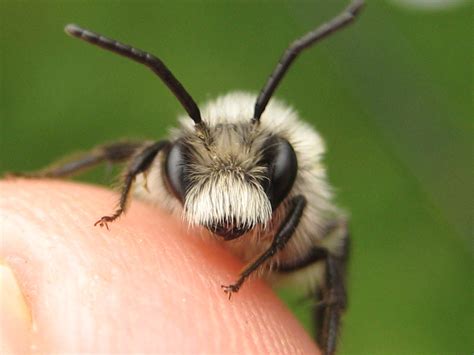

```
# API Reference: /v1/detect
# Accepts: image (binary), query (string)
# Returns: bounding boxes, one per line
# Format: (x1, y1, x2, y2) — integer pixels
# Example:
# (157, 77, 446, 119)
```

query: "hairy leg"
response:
(7, 141, 146, 178)
(221, 195, 307, 298)
(94, 140, 169, 228)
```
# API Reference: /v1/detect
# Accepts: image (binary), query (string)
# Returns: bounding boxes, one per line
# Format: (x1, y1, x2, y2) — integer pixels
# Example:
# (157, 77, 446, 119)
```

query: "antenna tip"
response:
(64, 24, 82, 37)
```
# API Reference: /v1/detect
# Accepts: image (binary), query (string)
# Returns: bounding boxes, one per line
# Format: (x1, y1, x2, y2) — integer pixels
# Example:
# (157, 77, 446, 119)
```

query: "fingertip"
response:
(0, 179, 319, 353)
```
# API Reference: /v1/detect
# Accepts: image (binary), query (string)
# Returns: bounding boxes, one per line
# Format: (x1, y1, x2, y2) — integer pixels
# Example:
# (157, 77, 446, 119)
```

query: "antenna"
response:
(65, 24, 202, 125)
(253, 0, 364, 122)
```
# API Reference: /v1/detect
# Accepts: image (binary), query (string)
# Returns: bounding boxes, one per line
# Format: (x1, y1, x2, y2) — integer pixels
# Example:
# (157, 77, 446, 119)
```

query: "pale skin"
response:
(0, 180, 320, 354)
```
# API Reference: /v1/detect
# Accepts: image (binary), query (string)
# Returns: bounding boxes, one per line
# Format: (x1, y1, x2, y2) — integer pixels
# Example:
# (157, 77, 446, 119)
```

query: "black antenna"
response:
(65, 24, 202, 125)
(252, 0, 364, 122)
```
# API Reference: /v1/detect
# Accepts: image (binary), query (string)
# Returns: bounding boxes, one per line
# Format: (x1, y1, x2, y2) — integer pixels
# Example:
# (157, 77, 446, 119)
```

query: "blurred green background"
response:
(1, 0, 472, 353)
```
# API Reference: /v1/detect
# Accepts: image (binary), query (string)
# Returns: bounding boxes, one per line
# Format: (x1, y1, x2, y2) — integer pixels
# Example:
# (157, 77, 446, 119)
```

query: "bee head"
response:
(164, 123, 297, 240)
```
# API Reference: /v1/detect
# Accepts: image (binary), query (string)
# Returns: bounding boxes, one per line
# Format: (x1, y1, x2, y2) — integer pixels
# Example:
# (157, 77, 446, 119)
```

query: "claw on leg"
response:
(221, 283, 240, 300)
(94, 215, 118, 230)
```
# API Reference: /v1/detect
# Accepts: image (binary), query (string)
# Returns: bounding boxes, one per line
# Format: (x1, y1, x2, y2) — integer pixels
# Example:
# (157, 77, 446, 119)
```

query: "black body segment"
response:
(263, 137, 298, 209)
(95, 140, 169, 229)
(65, 24, 202, 125)
(253, 0, 364, 121)
(164, 140, 189, 202)
(221, 195, 307, 297)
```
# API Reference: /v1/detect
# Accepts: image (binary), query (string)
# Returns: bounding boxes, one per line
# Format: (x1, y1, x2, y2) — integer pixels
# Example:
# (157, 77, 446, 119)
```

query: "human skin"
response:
(0, 179, 320, 354)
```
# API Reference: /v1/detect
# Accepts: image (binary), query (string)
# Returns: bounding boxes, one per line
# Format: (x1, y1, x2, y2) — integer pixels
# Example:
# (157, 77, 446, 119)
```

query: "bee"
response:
(12, 1, 364, 354)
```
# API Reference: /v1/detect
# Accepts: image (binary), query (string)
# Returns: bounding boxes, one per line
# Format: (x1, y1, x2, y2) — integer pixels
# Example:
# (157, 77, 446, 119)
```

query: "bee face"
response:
(164, 120, 298, 239)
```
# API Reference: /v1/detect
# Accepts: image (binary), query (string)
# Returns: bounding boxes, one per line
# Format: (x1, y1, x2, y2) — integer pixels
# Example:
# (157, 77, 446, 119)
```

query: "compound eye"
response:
(164, 141, 189, 202)
(265, 137, 298, 209)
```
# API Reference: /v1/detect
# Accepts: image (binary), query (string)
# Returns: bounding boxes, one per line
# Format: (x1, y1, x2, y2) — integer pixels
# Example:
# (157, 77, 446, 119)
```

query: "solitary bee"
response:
(13, 1, 364, 354)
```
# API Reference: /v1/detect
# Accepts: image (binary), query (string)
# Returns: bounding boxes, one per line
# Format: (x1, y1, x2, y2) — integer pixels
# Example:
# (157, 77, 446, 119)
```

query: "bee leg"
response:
(6, 141, 146, 178)
(276, 220, 349, 355)
(94, 140, 169, 229)
(221, 195, 307, 298)
(316, 251, 348, 355)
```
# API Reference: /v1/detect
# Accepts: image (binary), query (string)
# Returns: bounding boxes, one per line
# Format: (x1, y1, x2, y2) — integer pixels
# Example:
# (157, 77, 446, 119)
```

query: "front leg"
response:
(94, 140, 169, 229)
(221, 195, 307, 298)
